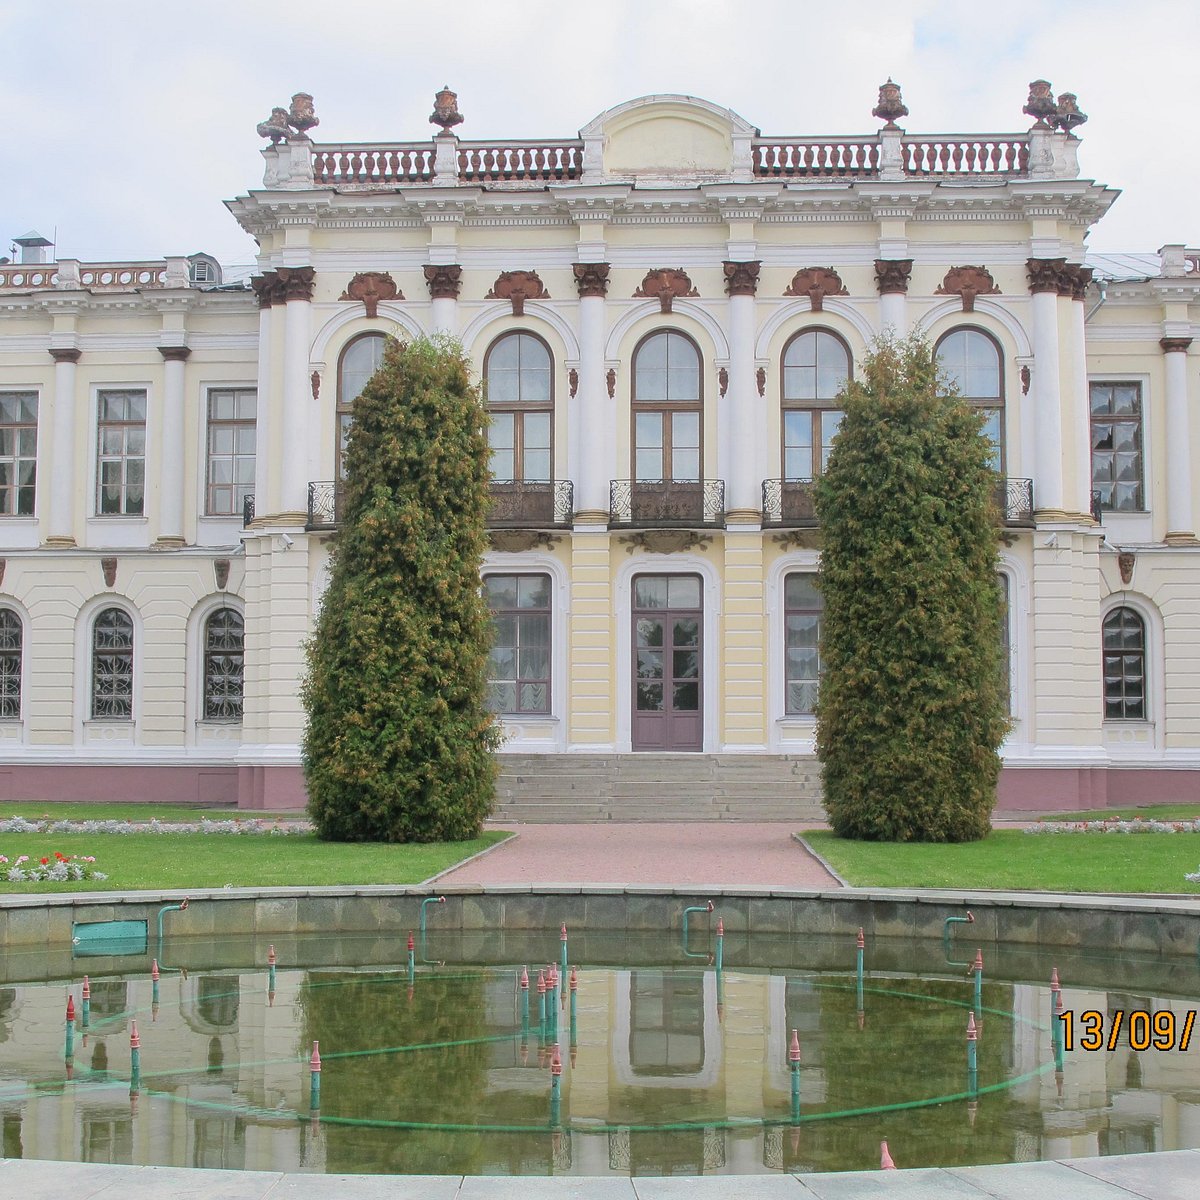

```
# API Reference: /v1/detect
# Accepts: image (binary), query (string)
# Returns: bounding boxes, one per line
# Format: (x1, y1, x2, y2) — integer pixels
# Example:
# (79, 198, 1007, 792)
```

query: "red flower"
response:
(39, 857, 49, 865)
(54, 852, 65, 860)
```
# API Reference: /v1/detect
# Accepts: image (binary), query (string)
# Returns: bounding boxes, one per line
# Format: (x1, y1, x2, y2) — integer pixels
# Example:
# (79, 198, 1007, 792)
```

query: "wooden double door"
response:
(632, 574, 702, 751)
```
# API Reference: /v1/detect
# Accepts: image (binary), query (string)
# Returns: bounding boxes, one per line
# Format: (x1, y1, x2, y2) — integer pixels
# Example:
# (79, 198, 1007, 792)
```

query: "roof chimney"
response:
(13, 231, 53, 264)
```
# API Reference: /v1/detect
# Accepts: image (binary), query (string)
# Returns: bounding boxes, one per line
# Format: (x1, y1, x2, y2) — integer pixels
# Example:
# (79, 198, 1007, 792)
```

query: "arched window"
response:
(781, 330, 850, 480)
(0, 609, 21, 720)
(92, 608, 134, 720)
(336, 333, 387, 478)
(1103, 607, 1146, 720)
(784, 573, 823, 715)
(203, 608, 244, 721)
(632, 331, 701, 482)
(935, 328, 1003, 470)
(484, 333, 553, 483)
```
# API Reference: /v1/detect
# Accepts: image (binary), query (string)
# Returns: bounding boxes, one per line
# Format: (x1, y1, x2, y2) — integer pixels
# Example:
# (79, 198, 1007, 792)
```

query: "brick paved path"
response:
(437, 821, 842, 888)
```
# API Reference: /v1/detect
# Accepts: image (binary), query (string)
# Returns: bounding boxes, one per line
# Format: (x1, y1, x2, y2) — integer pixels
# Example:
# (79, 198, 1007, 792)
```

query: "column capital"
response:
(1161, 336, 1193, 354)
(1026, 257, 1067, 294)
(158, 345, 192, 362)
(423, 263, 462, 300)
(1057, 262, 1093, 300)
(276, 265, 315, 302)
(572, 262, 610, 298)
(723, 260, 761, 297)
(48, 347, 81, 364)
(874, 259, 912, 295)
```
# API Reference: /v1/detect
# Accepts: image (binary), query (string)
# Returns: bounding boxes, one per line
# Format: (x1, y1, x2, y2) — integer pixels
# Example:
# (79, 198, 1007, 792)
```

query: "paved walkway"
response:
(437, 821, 842, 888)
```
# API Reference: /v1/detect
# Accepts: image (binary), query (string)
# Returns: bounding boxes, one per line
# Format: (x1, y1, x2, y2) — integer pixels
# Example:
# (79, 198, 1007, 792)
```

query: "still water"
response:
(0, 928, 1197, 1176)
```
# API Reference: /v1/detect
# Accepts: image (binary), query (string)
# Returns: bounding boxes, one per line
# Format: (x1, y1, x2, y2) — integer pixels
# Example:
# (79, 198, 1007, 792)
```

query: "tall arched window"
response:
(632, 331, 702, 482)
(336, 333, 387, 478)
(92, 608, 134, 720)
(781, 330, 850, 479)
(484, 333, 553, 483)
(1103, 606, 1146, 720)
(203, 608, 244, 721)
(0, 609, 21, 720)
(935, 328, 1004, 469)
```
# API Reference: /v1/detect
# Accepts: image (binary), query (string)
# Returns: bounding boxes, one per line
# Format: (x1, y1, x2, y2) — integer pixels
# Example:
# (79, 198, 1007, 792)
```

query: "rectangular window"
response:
(782, 407, 843, 480)
(0, 392, 38, 516)
(784, 573, 823, 716)
(96, 390, 146, 516)
(206, 388, 256, 516)
(485, 573, 551, 715)
(1090, 382, 1143, 512)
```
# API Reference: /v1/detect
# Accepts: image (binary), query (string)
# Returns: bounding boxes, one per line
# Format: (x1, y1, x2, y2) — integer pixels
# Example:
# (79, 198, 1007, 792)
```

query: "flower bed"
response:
(1026, 818, 1200, 835)
(2, 852, 107, 882)
(0, 816, 312, 836)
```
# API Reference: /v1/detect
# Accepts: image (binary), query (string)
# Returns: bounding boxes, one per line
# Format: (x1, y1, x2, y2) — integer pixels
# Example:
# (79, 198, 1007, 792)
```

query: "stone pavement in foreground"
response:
(436, 821, 843, 888)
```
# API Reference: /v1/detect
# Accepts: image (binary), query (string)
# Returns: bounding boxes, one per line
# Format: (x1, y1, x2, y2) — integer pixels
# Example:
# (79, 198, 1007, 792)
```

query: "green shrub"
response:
(815, 335, 1009, 842)
(303, 336, 500, 842)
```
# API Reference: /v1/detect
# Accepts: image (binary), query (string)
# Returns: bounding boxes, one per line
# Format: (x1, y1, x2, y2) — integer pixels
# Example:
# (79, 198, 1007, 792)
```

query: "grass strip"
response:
(0, 830, 510, 893)
(805, 828, 1200, 894)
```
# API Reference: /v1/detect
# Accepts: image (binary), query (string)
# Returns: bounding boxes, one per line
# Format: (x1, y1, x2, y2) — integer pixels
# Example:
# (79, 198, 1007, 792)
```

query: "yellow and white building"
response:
(0, 89, 1197, 812)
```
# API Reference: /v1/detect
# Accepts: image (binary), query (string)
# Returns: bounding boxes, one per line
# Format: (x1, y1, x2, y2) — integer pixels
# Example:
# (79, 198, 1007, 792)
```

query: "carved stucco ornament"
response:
(572, 262, 611, 298)
(772, 529, 822, 551)
(621, 531, 712, 555)
(874, 259, 913, 295)
(424, 264, 463, 300)
(936, 266, 1001, 312)
(215, 559, 230, 591)
(568, 369, 579, 399)
(1118, 552, 1135, 586)
(784, 267, 847, 312)
(718, 368, 729, 398)
(0, 559, 5, 588)
(606, 368, 616, 399)
(487, 270, 548, 316)
(340, 271, 401, 319)
(756, 367, 767, 398)
(101, 557, 117, 589)
(489, 530, 560, 553)
(723, 260, 761, 297)
(634, 269, 698, 314)
(310, 370, 321, 401)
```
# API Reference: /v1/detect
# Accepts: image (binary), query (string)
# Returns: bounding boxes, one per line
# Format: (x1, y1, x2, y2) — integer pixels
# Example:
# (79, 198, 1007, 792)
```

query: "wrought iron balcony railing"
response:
(307, 481, 343, 531)
(762, 479, 818, 528)
(761, 477, 1035, 529)
(609, 479, 725, 529)
(242, 494, 255, 528)
(994, 477, 1034, 527)
(488, 479, 573, 528)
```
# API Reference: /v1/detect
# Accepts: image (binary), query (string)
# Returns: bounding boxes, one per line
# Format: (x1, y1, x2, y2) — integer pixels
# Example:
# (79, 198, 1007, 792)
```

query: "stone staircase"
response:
(492, 754, 825, 822)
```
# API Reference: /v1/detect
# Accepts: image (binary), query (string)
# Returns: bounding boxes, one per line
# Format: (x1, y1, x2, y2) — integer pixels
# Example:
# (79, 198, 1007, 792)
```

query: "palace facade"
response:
(0, 87, 1197, 812)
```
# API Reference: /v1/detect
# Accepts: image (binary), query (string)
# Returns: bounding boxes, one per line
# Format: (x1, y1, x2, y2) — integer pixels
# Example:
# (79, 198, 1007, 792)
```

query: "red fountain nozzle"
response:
(789, 1029, 801, 1065)
(66, 995, 75, 1023)
(881, 1139, 897, 1170)
(856, 927, 865, 950)
(310, 1040, 321, 1071)
(130, 1021, 140, 1050)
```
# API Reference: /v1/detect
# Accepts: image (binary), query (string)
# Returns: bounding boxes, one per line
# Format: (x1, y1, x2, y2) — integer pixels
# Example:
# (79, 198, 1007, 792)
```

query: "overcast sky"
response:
(3, 1, 1194, 266)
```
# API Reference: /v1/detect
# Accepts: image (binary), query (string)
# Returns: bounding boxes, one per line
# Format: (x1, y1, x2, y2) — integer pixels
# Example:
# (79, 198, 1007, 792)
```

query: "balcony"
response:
(761, 477, 1035, 529)
(762, 479, 818, 528)
(609, 480, 725, 529)
(488, 480, 573, 528)
(307, 481, 343, 531)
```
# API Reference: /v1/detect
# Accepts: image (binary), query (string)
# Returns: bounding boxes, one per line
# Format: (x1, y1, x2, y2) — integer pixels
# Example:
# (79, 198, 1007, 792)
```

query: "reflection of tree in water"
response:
(779, 976, 1036, 1173)
(296, 968, 502, 1175)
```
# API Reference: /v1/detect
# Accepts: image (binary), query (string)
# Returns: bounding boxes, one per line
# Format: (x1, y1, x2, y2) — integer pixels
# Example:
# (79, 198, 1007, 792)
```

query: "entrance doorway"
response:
(632, 574, 702, 751)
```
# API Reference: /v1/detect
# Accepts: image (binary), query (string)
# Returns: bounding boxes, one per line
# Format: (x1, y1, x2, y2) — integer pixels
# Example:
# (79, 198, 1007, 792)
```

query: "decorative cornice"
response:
(633, 268, 698, 313)
(935, 265, 1000, 312)
(572, 262, 611, 298)
(784, 267, 847, 312)
(1026, 257, 1066, 295)
(874, 259, 913, 295)
(723, 260, 761, 297)
(339, 271, 401, 318)
(1161, 337, 1193, 354)
(157, 345, 192, 362)
(486, 270, 548, 316)
(423, 264, 463, 300)
(48, 347, 82, 364)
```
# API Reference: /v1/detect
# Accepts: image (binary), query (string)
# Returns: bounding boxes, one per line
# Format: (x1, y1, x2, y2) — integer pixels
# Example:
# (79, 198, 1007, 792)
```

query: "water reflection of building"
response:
(0, 966, 1197, 1174)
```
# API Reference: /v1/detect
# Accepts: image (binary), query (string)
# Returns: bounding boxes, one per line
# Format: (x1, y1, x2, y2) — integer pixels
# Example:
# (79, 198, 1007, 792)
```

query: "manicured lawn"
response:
(805, 829, 1200, 894)
(1, 802, 254, 823)
(0, 830, 510, 893)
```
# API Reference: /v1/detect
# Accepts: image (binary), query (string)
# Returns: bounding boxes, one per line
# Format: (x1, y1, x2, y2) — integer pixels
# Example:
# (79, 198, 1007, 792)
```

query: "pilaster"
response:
(568, 531, 614, 746)
(722, 530, 766, 747)
(46, 345, 80, 546)
(278, 266, 315, 521)
(155, 344, 191, 547)
(1161, 336, 1197, 544)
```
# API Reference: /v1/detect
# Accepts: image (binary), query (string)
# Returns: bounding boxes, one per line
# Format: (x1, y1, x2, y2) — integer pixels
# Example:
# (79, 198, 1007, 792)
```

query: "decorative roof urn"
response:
(872, 78, 908, 129)
(287, 93, 319, 138)
(1052, 92, 1088, 133)
(1023, 80, 1058, 128)
(430, 85, 464, 133)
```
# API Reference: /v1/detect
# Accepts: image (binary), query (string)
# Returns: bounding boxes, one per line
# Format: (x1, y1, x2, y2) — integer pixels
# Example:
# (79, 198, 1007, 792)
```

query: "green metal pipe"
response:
(681, 900, 714, 942)
(156, 898, 190, 948)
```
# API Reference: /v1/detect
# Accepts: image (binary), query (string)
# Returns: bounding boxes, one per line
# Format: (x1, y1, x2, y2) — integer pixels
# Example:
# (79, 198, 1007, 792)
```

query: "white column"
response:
(1068, 291, 1091, 517)
(1030, 280, 1065, 515)
(726, 289, 758, 516)
(574, 265, 609, 518)
(279, 268, 314, 518)
(1162, 337, 1195, 542)
(251, 296, 273, 518)
(875, 259, 911, 336)
(47, 348, 80, 545)
(156, 345, 189, 545)
(879, 292, 906, 335)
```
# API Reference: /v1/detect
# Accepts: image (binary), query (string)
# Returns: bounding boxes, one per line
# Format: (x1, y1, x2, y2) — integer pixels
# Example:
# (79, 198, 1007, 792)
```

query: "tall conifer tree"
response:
(303, 336, 499, 842)
(815, 335, 1008, 842)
